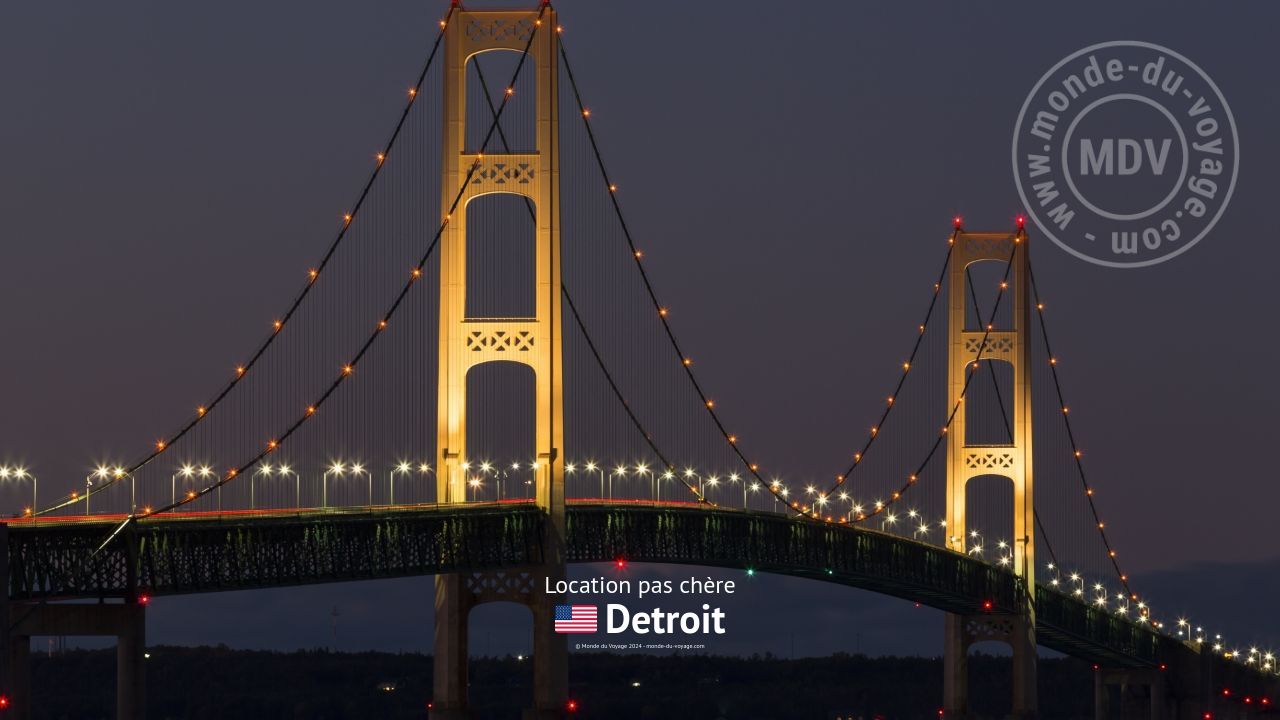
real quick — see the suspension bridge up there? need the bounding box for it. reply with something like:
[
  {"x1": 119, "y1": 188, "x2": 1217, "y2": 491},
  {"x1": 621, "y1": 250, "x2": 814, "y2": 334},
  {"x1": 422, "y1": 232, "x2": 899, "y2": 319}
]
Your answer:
[{"x1": 1, "y1": 4, "x2": 1274, "y2": 719}]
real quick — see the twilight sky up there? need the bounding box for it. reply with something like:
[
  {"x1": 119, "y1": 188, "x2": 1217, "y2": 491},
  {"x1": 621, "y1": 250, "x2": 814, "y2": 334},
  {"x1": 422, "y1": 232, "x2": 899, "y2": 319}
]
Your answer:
[{"x1": 2, "y1": 1, "x2": 1279, "y2": 656}]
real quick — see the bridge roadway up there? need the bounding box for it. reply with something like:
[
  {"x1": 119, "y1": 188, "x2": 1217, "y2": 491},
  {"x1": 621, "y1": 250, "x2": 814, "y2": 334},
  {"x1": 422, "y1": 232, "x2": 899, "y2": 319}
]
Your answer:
[{"x1": 3, "y1": 499, "x2": 1183, "y2": 669}]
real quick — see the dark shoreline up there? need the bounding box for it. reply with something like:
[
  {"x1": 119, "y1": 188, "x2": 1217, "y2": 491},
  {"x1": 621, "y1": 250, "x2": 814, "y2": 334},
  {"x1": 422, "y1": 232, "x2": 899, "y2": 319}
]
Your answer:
[{"x1": 30, "y1": 646, "x2": 1093, "y2": 719}]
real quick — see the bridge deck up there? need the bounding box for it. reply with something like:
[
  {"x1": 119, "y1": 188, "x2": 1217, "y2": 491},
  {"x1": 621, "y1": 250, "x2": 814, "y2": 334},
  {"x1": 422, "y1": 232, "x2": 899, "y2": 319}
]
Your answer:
[{"x1": 4, "y1": 502, "x2": 1179, "y2": 668}]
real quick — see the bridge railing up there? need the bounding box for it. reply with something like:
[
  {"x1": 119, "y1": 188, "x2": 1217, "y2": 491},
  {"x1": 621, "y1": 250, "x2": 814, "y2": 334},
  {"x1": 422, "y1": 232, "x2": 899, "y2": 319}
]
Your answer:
[
  {"x1": 5, "y1": 506, "x2": 546, "y2": 600},
  {"x1": 0, "y1": 503, "x2": 1214, "y2": 674},
  {"x1": 565, "y1": 503, "x2": 1021, "y2": 615}
]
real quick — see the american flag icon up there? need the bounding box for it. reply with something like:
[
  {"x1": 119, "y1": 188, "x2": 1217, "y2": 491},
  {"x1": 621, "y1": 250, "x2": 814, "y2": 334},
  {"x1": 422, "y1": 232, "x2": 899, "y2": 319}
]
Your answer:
[{"x1": 554, "y1": 604, "x2": 597, "y2": 634}]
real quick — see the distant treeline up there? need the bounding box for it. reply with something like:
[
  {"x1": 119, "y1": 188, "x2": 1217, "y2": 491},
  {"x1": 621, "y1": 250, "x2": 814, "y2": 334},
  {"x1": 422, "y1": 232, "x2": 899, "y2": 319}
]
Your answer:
[{"x1": 29, "y1": 646, "x2": 1093, "y2": 719}]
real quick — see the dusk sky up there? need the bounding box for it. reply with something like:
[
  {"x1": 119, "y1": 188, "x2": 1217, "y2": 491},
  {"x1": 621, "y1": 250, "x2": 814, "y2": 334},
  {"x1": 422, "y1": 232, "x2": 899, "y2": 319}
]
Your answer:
[{"x1": 2, "y1": 1, "x2": 1278, "y2": 657}]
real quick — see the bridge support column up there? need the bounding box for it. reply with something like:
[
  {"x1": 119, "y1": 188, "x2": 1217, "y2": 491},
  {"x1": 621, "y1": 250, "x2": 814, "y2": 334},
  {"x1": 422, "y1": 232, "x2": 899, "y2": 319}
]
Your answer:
[
  {"x1": 116, "y1": 602, "x2": 146, "y2": 720},
  {"x1": 527, "y1": 593, "x2": 568, "y2": 720},
  {"x1": 942, "y1": 612, "x2": 1037, "y2": 719},
  {"x1": 6, "y1": 636, "x2": 30, "y2": 719},
  {"x1": 942, "y1": 228, "x2": 1037, "y2": 719},
  {"x1": 8, "y1": 601, "x2": 146, "y2": 719},
  {"x1": 432, "y1": 575, "x2": 473, "y2": 720},
  {"x1": 432, "y1": 5, "x2": 566, "y2": 719},
  {"x1": 1094, "y1": 667, "x2": 1171, "y2": 720},
  {"x1": 943, "y1": 614, "x2": 966, "y2": 715}
]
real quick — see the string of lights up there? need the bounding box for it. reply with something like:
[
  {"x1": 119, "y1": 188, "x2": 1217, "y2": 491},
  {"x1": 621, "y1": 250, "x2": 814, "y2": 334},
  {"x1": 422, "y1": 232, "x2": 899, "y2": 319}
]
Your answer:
[
  {"x1": 466, "y1": 52, "x2": 701, "y2": 501},
  {"x1": 558, "y1": 35, "x2": 794, "y2": 511},
  {"x1": 32, "y1": 6, "x2": 459, "y2": 518},
  {"x1": 91, "y1": 4, "x2": 551, "y2": 550},
  {"x1": 823, "y1": 225, "x2": 1024, "y2": 522},
  {"x1": 823, "y1": 235, "x2": 955, "y2": 496},
  {"x1": 962, "y1": 266, "x2": 1063, "y2": 575},
  {"x1": 1026, "y1": 258, "x2": 1134, "y2": 601}
]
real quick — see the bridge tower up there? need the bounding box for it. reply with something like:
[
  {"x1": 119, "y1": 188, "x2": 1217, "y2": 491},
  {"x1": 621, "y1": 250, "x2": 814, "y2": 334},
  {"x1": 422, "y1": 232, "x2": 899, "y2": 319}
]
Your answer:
[
  {"x1": 942, "y1": 229, "x2": 1037, "y2": 719},
  {"x1": 433, "y1": 6, "x2": 567, "y2": 720}
]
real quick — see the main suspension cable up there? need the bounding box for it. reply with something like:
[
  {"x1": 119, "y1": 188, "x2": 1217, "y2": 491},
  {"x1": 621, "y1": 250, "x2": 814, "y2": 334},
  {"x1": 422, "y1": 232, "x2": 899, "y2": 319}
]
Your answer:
[
  {"x1": 825, "y1": 236, "x2": 954, "y2": 495},
  {"x1": 558, "y1": 35, "x2": 799, "y2": 511},
  {"x1": 834, "y1": 228, "x2": 1024, "y2": 522},
  {"x1": 964, "y1": 266, "x2": 1062, "y2": 573},
  {"x1": 1026, "y1": 258, "x2": 1134, "y2": 600},
  {"x1": 92, "y1": 3, "x2": 551, "y2": 552},
  {"x1": 35, "y1": 5, "x2": 458, "y2": 517},
  {"x1": 468, "y1": 53, "x2": 697, "y2": 500}
]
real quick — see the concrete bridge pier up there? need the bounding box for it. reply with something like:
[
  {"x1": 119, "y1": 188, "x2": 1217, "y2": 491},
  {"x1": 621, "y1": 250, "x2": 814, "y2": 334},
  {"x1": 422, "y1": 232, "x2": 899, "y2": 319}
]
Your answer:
[
  {"x1": 431, "y1": 569, "x2": 568, "y2": 720},
  {"x1": 3, "y1": 600, "x2": 147, "y2": 720},
  {"x1": 1094, "y1": 667, "x2": 1170, "y2": 720},
  {"x1": 943, "y1": 610, "x2": 1037, "y2": 719}
]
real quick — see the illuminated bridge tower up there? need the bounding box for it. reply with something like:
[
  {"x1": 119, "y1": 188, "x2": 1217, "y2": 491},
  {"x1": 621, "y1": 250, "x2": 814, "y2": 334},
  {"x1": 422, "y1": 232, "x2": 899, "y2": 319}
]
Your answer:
[
  {"x1": 433, "y1": 7, "x2": 568, "y2": 719},
  {"x1": 943, "y1": 229, "x2": 1037, "y2": 719}
]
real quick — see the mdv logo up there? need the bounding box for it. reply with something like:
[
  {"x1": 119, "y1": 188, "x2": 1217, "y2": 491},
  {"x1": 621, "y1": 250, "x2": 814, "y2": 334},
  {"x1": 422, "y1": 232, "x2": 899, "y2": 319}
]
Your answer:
[
  {"x1": 1013, "y1": 41, "x2": 1238, "y2": 268},
  {"x1": 1079, "y1": 138, "x2": 1173, "y2": 176}
]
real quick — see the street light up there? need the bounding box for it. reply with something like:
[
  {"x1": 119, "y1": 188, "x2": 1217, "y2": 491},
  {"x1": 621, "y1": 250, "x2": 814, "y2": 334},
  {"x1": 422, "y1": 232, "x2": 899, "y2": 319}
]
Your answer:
[
  {"x1": 390, "y1": 462, "x2": 412, "y2": 506},
  {"x1": 566, "y1": 462, "x2": 578, "y2": 497},
  {"x1": 85, "y1": 465, "x2": 115, "y2": 515},
  {"x1": 479, "y1": 461, "x2": 496, "y2": 500},
  {"x1": 276, "y1": 463, "x2": 300, "y2": 508},
  {"x1": 634, "y1": 463, "x2": 651, "y2": 501},
  {"x1": 323, "y1": 462, "x2": 345, "y2": 508},
  {"x1": 728, "y1": 472, "x2": 743, "y2": 508},
  {"x1": 173, "y1": 465, "x2": 195, "y2": 505},
  {"x1": 528, "y1": 460, "x2": 540, "y2": 499},
  {"x1": 610, "y1": 465, "x2": 627, "y2": 501},
  {"x1": 197, "y1": 466, "x2": 214, "y2": 510},
  {"x1": 584, "y1": 461, "x2": 603, "y2": 499},
  {"x1": 660, "y1": 470, "x2": 674, "y2": 503},
  {"x1": 0, "y1": 466, "x2": 36, "y2": 516},
  {"x1": 348, "y1": 462, "x2": 371, "y2": 506},
  {"x1": 251, "y1": 463, "x2": 273, "y2": 509},
  {"x1": 468, "y1": 476, "x2": 482, "y2": 502}
]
